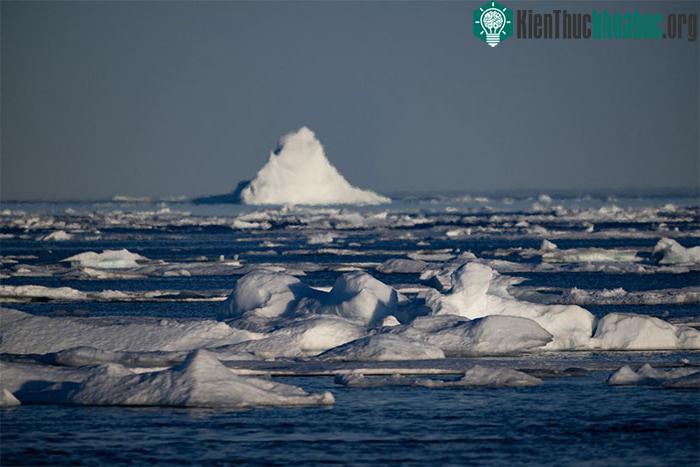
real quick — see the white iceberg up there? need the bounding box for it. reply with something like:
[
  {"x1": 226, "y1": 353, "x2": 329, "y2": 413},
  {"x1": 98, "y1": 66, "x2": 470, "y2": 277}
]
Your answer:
[
  {"x1": 653, "y1": 238, "x2": 700, "y2": 265},
  {"x1": 238, "y1": 127, "x2": 389, "y2": 205},
  {"x1": 61, "y1": 249, "x2": 148, "y2": 269}
]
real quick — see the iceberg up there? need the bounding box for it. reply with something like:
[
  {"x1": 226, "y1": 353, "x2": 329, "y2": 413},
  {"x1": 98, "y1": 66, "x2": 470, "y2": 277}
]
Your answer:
[{"x1": 198, "y1": 127, "x2": 389, "y2": 206}]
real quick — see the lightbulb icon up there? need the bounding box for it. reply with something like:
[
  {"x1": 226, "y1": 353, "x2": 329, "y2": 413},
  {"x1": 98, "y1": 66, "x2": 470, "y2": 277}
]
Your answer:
[{"x1": 476, "y1": 2, "x2": 509, "y2": 47}]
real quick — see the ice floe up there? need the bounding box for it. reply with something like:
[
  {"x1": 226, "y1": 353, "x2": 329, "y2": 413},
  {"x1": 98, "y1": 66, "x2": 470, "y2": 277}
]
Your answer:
[
  {"x1": 607, "y1": 363, "x2": 700, "y2": 388},
  {"x1": 5, "y1": 350, "x2": 334, "y2": 407},
  {"x1": 318, "y1": 334, "x2": 445, "y2": 361},
  {"x1": 592, "y1": 313, "x2": 700, "y2": 350},
  {"x1": 0, "y1": 308, "x2": 260, "y2": 354},
  {"x1": 62, "y1": 249, "x2": 148, "y2": 269},
  {"x1": 653, "y1": 238, "x2": 700, "y2": 265},
  {"x1": 335, "y1": 366, "x2": 542, "y2": 388}
]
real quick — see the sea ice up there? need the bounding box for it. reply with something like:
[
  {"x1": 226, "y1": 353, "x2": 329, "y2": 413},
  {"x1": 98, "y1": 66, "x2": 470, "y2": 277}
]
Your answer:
[
  {"x1": 422, "y1": 263, "x2": 595, "y2": 350},
  {"x1": 417, "y1": 366, "x2": 543, "y2": 388},
  {"x1": 318, "y1": 334, "x2": 445, "y2": 361},
  {"x1": 12, "y1": 350, "x2": 335, "y2": 408},
  {"x1": 62, "y1": 249, "x2": 148, "y2": 269},
  {"x1": 39, "y1": 230, "x2": 73, "y2": 241},
  {"x1": 607, "y1": 363, "x2": 699, "y2": 387},
  {"x1": 222, "y1": 270, "x2": 317, "y2": 320},
  {"x1": 236, "y1": 127, "x2": 389, "y2": 205},
  {"x1": 653, "y1": 238, "x2": 700, "y2": 265},
  {"x1": 592, "y1": 313, "x2": 700, "y2": 350},
  {"x1": 389, "y1": 315, "x2": 552, "y2": 356},
  {"x1": 0, "y1": 308, "x2": 261, "y2": 354}
]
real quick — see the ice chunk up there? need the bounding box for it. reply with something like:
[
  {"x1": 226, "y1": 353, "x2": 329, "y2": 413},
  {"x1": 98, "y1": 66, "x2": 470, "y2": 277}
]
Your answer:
[
  {"x1": 663, "y1": 372, "x2": 700, "y2": 389},
  {"x1": 222, "y1": 270, "x2": 316, "y2": 319},
  {"x1": 39, "y1": 230, "x2": 73, "y2": 241},
  {"x1": 335, "y1": 366, "x2": 542, "y2": 388},
  {"x1": 237, "y1": 127, "x2": 389, "y2": 205},
  {"x1": 61, "y1": 249, "x2": 148, "y2": 269},
  {"x1": 540, "y1": 239, "x2": 558, "y2": 252},
  {"x1": 0, "y1": 308, "x2": 261, "y2": 354},
  {"x1": 607, "y1": 363, "x2": 699, "y2": 386},
  {"x1": 376, "y1": 258, "x2": 428, "y2": 274},
  {"x1": 0, "y1": 285, "x2": 87, "y2": 301},
  {"x1": 318, "y1": 271, "x2": 399, "y2": 325},
  {"x1": 28, "y1": 350, "x2": 335, "y2": 408},
  {"x1": 220, "y1": 315, "x2": 365, "y2": 358},
  {"x1": 307, "y1": 233, "x2": 335, "y2": 244},
  {"x1": 424, "y1": 263, "x2": 595, "y2": 350},
  {"x1": 426, "y1": 263, "x2": 493, "y2": 317},
  {"x1": 542, "y1": 247, "x2": 640, "y2": 263},
  {"x1": 318, "y1": 334, "x2": 445, "y2": 361},
  {"x1": 390, "y1": 315, "x2": 552, "y2": 356},
  {"x1": 593, "y1": 313, "x2": 700, "y2": 350},
  {"x1": 1, "y1": 388, "x2": 20, "y2": 407},
  {"x1": 653, "y1": 238, "x2": 700, "y2": 265},
  {"x1": 417, "y1": 366, "x2": 543, "y2": 388}
]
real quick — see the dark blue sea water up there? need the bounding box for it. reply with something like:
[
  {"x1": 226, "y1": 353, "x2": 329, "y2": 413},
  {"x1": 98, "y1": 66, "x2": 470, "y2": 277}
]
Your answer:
[{"x1": 2, "y1": 372, "x2": 699, "y2": 466}]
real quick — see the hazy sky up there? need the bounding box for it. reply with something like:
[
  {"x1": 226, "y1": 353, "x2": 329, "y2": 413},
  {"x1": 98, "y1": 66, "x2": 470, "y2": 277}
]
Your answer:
[{"x1": 2, "y1": 1, "x2": 698, "y2": 201}]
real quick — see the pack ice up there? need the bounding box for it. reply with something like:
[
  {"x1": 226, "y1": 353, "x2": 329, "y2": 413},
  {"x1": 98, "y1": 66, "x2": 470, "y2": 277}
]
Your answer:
[
  {"x1": 3, "y1": 350, "x2": 334, "y2": 408},
  {"x1": 228, "y1": 127, "x2": 390, "y2": 205}
]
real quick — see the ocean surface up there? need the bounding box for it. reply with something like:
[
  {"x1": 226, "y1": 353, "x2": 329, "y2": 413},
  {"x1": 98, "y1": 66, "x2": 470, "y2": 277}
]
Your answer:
[{"x1": 1, "y1": 191, "x2": 699, "y2": 465}]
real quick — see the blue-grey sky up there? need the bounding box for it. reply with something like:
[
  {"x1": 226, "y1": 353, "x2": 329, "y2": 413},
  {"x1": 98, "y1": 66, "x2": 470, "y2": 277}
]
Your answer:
[{"x1": 1, "y1": 1, "x2": 698, "y2": 201}]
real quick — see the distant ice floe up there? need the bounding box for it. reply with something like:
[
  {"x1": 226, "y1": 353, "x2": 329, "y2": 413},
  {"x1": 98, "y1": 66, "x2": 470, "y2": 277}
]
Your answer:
[
  {"x1": 335, "y1": 366, "x2": 542, "y2": 388},
  {"x1": 653, "y1": 238, "x2": 700, "y2": 265},
  {"x1": 38, "y1": 230, "x2": 73, "y2": 241},
  {"x1": 538, "y1": 240, "x2": 640, "y2": 263},
  {"x1": 607, "y1": 363, "x2": 700, "y2": 388},
  {"x1": 204, "y1": 127, "x2": 389, "y2": 206},
  {"x1": 62, "y1": 249, "x2": 149, "y2": 269}
]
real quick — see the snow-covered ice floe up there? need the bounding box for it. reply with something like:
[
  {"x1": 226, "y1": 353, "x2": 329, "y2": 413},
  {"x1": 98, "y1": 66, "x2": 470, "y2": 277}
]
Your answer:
[
  {"x1": 607, "y1": 363, "x2": 700, "y2": 388},
  {"x1": 201, "y1": 127, "x2": 389, "y2": 206},
  {"x1": 62, "y1": 249, "x2": 149, "y2": 269},
  {"x1": 2, "y1": 350, "x2": 334, "y2": 408},
  {"x1": 653, "y1": 238, "x2": 700, "y2": 265},
  {"x1": 335, "y1": 366, "x2": 542, "y2": 388},
  {"x1": 3, "y1": 257, "x2": 699, "y2": 364}
]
